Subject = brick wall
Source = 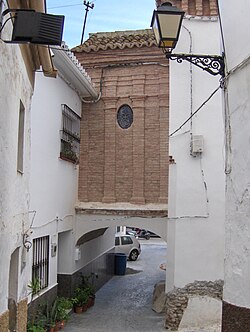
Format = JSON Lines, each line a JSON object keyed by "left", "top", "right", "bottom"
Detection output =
{"left": 155, "top": 0, "right": 218, "bottom": 16}
{"left": 76, "top": 45, "right": 169, "bottom": 205}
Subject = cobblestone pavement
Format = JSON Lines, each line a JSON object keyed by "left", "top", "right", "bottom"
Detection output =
{"left": 63, "top": 239, "right": 167, "bottom": 332}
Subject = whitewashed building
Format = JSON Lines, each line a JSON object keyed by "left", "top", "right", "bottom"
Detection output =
{"left": 218, "top": 1, "right": 250, "bottom": 331}
{"left": 29, "top": 45, "right": 117, "bottom": 304}
{"left": 162, "top": 0, "right": 225, "bottom": 330}
{"left": 0, "top": 0, "right": 59, "bottom": 331}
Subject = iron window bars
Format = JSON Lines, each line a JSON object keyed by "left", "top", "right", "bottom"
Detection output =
{"left": 60, "top": 104, "right": 81, "bottom": 164}
{"left": 32, "top": 236, "right": 49, "bottom": 293}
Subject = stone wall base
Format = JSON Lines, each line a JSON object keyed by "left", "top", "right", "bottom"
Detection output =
{"left": 17, "top": 298, "right": 28, "bottom": 332}
{"left": 0, "top": 310, "right": 9, "bottom": 332}
{"left": 222, "top": 301, "right": 250, "bottom": 332}
{"left": 165, "top": 280, "right": 223, "bottom": 331}
{"left": 0, "top": 298, "right": 28, "bottom": 332}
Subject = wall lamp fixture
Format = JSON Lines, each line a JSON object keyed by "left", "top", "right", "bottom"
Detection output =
{"left": 151, "top": 2, "right": 225, "bottom": 77}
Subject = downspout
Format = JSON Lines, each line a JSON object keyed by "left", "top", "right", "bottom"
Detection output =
{"left": 31, "top": 0, "right": 57, "bottom": 77}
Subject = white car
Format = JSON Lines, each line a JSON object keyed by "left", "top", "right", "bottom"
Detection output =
{"left": 115, "top": 234, "right": 141, "bottom": 261}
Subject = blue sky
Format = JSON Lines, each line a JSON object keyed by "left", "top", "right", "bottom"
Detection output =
{"left": 47, "top": 0, "right": 156, "bottom": 48}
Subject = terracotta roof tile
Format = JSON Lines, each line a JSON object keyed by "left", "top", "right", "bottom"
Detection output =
{"left": 72, "top": 29, "right": 157, "bottom": 53}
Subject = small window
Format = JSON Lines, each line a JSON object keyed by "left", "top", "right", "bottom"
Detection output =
{"left": 60, "top": 104, "right": 80, "bottom": 163}
{"left": 117, "top": 104, "right": 133, "bottom": 129}
{"left": 17, "top": 101, "right": 25, "bottom": 173}
{"left": 32, "top": 236, "right": 49, "bottom": 294}
{"left": 121, "top": 236, "right": 133, "bottom": 245}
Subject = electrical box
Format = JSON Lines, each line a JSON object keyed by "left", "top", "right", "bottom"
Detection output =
{"left": 51, "top": 243, "right": 57, "bottom": 257}
{"left": 191, "top": 135, "right": 204, "bottom": 154}
{"left": 75, "top": 247, "right": 81, "bottom": 261}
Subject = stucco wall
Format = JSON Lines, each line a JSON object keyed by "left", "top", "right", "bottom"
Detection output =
{"left": 219, "top": 0, "right": 250, "bottom": 310}
{"left": 0, "top": 18, "right": 33, "bottom": 317}
{"left": 30, "top": 72, "right": 82, "bottom": 292}
{"left": 167, "top": 16, "right": 225, "bottom": 289}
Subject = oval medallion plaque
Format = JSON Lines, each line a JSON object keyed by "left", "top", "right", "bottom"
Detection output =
{"left": 117, "top": 105, "right": 133, "bottom": 129}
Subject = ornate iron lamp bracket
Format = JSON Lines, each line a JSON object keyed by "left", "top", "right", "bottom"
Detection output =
{"left": 165, "top": 52, "right": 225, "bottom": 77}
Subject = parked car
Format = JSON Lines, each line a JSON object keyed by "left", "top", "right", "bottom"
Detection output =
{"left": 115, "top": 234, "right": 141, "bottom": 261}
{"left": 136, "top": 228, "right": 151, "bottom": 240}
{"left": 126, "top": 229, "right": 138, "bottom": 238}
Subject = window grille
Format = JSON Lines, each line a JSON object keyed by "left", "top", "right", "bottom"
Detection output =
{"left": 32, "top": 236, "right": 49, "bottom": 292}
{"left": 60, "top": 104, "right": 81, "bottom": 163}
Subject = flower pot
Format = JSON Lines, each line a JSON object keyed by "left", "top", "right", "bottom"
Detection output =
{"left": 87, "top": 296, "right": 95, "bottom": 308}
{"left": 82, "top": 303, "right": 88, "bottom": 312}
{"left": 60, "top": 320, "right": 66, "bottom": 329}
{"left": 74, "top": 305, "right": 83, "bottom": 314}
{"left": 54, "top": 321, "right": 61, "bottom": 331}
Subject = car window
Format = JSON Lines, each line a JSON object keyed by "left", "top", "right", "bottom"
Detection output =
{"left": 115, "top": 237, "right": 120, "bottom": 246}
{"left": 121, "top": 236, "right": 133, "bottom": 245}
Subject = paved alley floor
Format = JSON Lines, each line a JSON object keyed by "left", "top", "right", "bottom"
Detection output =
{"left": 63, "top": 239, "right": 167, "bottom": 332}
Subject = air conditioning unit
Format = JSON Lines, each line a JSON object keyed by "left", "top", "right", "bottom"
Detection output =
{"left": 2, "top": 9, "right": 64, "bottom": 45}
{"left": 191, "top": 135, "right": 204, "bottom": 154}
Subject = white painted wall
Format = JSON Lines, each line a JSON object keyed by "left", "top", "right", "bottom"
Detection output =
{"left": 30, "top": 72, "right": 81, "bottom": 293}
{"left": 0, "top": 4, "right": 34, "bottom": 313}
{"left": 167, "top": 16, "right": 225, "bottom": 290}
{"left": 30, "top": 69, "right": 114, "bottom": 293}
{"left": 219, "top": 0, "right": 250, "bottom": 308}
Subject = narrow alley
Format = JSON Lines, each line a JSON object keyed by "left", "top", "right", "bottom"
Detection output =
{"left": 63, "top": 239, "right": 167, "bottom": 332}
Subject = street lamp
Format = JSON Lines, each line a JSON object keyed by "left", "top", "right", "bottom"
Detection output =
{"left": 151, "top": 2, "right": 225, "bottom": 77}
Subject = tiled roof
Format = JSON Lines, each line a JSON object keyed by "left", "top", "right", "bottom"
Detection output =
{"left": 72, "top": 29, "right": 157, "bottom": 53}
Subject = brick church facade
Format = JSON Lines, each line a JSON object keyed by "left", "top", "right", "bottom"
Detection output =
{"left": 73, "top": 29, "right": 169, "bottom": 208}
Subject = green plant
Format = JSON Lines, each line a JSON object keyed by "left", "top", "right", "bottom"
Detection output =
{"left": 27, "top": 318, "right": 45, "bottom": 332}
{"left": 27, "top": 326, "right": 45, "bottom": 332}
{"left": 28, "top": 276, "right": 41, "bottom": 298}
{"left": 84, "top": 285, "right": 95, "bottom": 298}
{"left": 56, "top": 297, "right": 73, "bottom": 321}
{"left": 72, "top": 287, "right": 89, "bottom": 307}
{"left": 80, "top": 273, "right": 96, "bottom": 296}
{"left": 44, "top": 300, "right": 57, "bottom": 328}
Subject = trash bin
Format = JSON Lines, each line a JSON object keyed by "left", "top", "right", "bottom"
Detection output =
{"left": 114, "top": 253, "right": 127, "bottom": 275}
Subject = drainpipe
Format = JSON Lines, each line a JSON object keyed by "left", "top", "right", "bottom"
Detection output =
{"left": 31, "top": 0, "right": 57, "bottom": 77}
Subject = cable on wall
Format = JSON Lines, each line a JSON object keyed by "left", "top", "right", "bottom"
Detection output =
{"left": 169, "top": 84, "right": 221, "bottom": 137}
{"left": 199, "top": 153, "right": 209, "bottom": 216}
{"left": 183, "top": 25, "right": 194, "bottom": 136}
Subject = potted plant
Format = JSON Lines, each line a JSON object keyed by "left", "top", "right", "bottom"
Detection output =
{"left": 27, "top": 304, "right": 47, "bottom": 332}
{"left": 55, "top": 297, "right": 73, "bottom": 328}
{"left": 44, "top": 300, "right": 57, "bottom": 332}
{"left": 84, "top": 285, "right": 96, "bottom": 307}
{"left": 27, "top": 317, "right": 46, "bottom": 332}
{"left": 27, "top": 276, "right": 41, "bottom": 299}
{"left": 72, "top": 287, "right": 89, "bottom": 313}
{"left": 80, "top": 274, "right": 96, "bottom": 307}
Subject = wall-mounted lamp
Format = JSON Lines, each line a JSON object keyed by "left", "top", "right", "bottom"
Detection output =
{"left": 1, "top": 8, "right": 64, "bottom": 45}
{"left": 151, "top": 2, "right": 225, "bottom": 77}
{"left": 23, "top": 233, "right": 32, "bottom": 252}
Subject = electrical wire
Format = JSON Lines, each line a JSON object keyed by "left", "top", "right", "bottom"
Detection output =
{"left": 169, "top": 84, "right": 221, "bottom": 138}
{"left": 48, "top": 3, "right": 83, "bottom": 10}
{"left": 183, "top": 25, "right": 193, "bottom": 135}
{"left": 0, "top": 15, "right": 14, "bottom": 33}
{"left": 48, "top": 0, "right": 96, "bottom": 10}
